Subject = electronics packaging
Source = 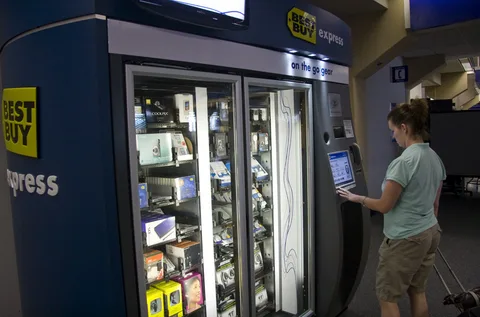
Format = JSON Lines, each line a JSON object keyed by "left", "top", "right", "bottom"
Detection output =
{"left": 175, "top": 94, "right": 194, "bottom": 123}
{"left": 172, "top": 272, "right": 204, "bottom": 313}
{"left": 254, "top": 244, "right": 264, "bottom": 273}
{"left": 146, "top": 287, "right": 164, "bottom": 317}
{"left": 255, "top": 283, "right": 268, "bottom": 309}
{"left": 251, "top": 157, "right": 269, "bottom": 181}
{"left": 139, "top": 183, "right": 149, "bottom": 209}
{"left": 146, "top": 176, "right": 197, "bottom": 201}
{"left": 144, "top": 249, "right": 164, "bottom": 283}
{"left": 151, "top": 281, "right": 184, "bottom": 317}
{"left": 137, "top": 133, "right": 173, "bottom": 165}
{"left": 144, "top": 97, "right": 176, "bottom": 124}
{"left": 171, "top": 132, "right": 193, "bottom": 161}
{"left": 216, "top": 262, "right": 235, "bottom": 290}
{"left": 217, "top": 299, "right": 236, "bottom": 317}
{"left": 166, "top": 240, "right": 201, "bottom": 270}
{"left": 141, "top": 213, "right": 176, "bottom": 246}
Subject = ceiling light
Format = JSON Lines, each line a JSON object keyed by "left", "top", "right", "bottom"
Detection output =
{"left": 308, "top": 53, "right": 316, "bottom": 57}
{"left": 322, "top": 57, "right": 330, "bottom": 61}
{"left": 288, "top": 50, "right": 298, "bottom": 54}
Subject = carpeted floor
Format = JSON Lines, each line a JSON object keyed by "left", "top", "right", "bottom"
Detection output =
{"left": 343, "top": 194, "right": 480, "bottom": 317}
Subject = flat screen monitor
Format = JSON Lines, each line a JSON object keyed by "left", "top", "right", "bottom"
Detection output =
{"left": 137, "top": 0, "right": 248, "bottom": 30}
{"left": 328, "top": 150, "right": 355, "bottom": 188}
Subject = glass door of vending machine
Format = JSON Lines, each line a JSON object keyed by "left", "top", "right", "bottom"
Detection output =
{"left": 244, "top": 78, "right": 315, "bottom": 316}
{"left": 125, "top": 65, "right": 250, "bottom": 317}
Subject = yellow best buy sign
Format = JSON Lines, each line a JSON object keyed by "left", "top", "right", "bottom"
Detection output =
{"left": 2, "top": 87, "right": 38, "bottom": 158}
{"left": 287, "top": 7, "right": 317, "bottom": 45}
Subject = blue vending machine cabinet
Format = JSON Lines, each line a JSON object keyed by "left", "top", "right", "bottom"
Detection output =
{"left": 1, "top": 19, "right": 127, "bottom": 317}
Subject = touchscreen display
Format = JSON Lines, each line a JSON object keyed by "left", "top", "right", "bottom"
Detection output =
{"left": 328, "top": 151, "right": 354, "bottom": 187}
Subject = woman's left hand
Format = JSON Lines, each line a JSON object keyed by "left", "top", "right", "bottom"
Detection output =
{"left": 337, "top": 188, "right": 363, "bottom": 204}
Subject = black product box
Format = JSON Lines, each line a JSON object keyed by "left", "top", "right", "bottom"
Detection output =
{"left": 144, "top": 96, "right": 176, "bottom": 124}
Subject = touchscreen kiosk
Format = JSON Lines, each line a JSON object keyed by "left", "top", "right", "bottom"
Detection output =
{"left": 328, "top": 150, "right": 355, "bottom": 189}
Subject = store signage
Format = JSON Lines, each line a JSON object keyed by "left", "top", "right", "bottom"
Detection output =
{"left": 287, "top": 7, "right": 317, "bottom": 45}
{"left": 391, "top": 65, "right": 408, "bottom": 83}
{"left": 6, "top": 169, "right": 59, "bottom": 197}
{"left": 2, "top": 87, "right": 38, "bottom": 158}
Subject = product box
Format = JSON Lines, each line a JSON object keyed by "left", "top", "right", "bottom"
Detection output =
{"left": 255, "top": 283, "right": 268, "bottom": 308}
{"left": 137, "top": 133, "right": 173, "bottom": 166}
{"left": 174, "top": 94, "right": 194, "bottom": 123}
{"left": 218, "top": 299, "right": 236, "bottom": 317}
{"left": 251, "top": 157, "right": 269, "bottom": 181}
{"left": 171, "top": 132, "right": 193, "bottom": 161}
{"left": 251, "top": 133, "right": 259, "bottom": 153}
{"left": 166, "top": 240, "right": 201, "bottom": 270}
{"left": 216, "top": 262, "right": 235, "bottom": 290}
{"left": 258, "top": 133, "right": 269, "bottom": 152}
{"left": 172, "top": 272, "right": 204, "bottom": 314}
{"left": 144, "top": 249, "right": 164, "bottom": 284}
{"left": 254, "top": 244, "right": 264, "bottom": 273}
{"left": 151, "top": 280, "right": 184, "bottom": 317}
{"left": 139, "top": 183, "right": 149, "bottom": 209}
{"left": 146, "top": 176, "right": 197, "bottom": 201}
{"left": 144, "top": 97, "right": 176, "bottom": 124}
{"left": 141, "top": 213, "right": 176, "bottom": 246}
{"left": 214, "top": 133, "right": 228, "bottom": 157}
{"left": 252, "top": 186, "right": 267, "bottom": 211}
{"left": 210, "top": 161, "right": 231, "bottom": 188}
{"left": 146, "top": 287, "right": 164, "bottom": 317}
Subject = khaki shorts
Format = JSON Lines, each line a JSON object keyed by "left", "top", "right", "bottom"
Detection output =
{"left": 376, "top": 223, "right": 442, "bottom": 302}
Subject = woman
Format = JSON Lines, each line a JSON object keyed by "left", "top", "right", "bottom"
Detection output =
{"left": 185, "top": 276, "right": 203, "bottom": 313}
{"left": 338, "top": 99, "right": 445, "bottom": 317}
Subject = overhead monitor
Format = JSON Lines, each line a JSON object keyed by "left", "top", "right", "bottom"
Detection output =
{"left": 328, "top": 150, "right": 355, "bottom": 189}
{"left": 137, "top": 0, "right": 248, "bottom": 30}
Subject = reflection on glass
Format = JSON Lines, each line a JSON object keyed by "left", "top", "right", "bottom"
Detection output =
{"left": 248, "top": 85, "right": 309, "bottom": 316}
{"left": 131, "top": 74, "right": 238, "bottom": 317}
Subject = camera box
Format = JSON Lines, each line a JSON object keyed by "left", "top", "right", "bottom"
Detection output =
{"left": 141, "top": 213, "right": 176, "bottom": 246}
{"left": 210, "top": 161, "right": 231, "bottom": 188}
{"left": 139, "top": 183, "right": 149, "bottom": 209}
{"left": 172, "top": 272, "right": 203, "bottom": 314}
{"left": 174, "top": 94, "right": 194, "bottom": 123}
{"left": 144, "top": 249, "right": 164, "bottom": 284}
{"left": 151, "top": 280, "right": 184, "bottom": 317}
{"left": 171, "top": 132, "right": 193, "bottom": 161}
{"left": 146, "top": 176, "right": 197, "bottom": 201}
{"left": 166, "top": 240, "right": 201, "bottom": 270}
{"left": 146, "top": 287, "right": 164, "bottom": 317}
{"left": 137, "top": 133, "right": 173, "bottom": 166}
{"left": 251, "top": 157, "right": 269, "bottom": 181}
{"left": 144, "top": 97, "right": 176, "bottom": 124}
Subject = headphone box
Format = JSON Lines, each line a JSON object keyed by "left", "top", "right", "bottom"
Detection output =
{"left": 166, "top": 240, "right": 201, "bottom": 270}
{"left": 151, "top": 280, "right": 184, "bottom": 317}
{"left": 146, "top": 287, "right": 164, "bottom": 317}
{"left": 172, "top": 272, "right": 204, "bottom": 314}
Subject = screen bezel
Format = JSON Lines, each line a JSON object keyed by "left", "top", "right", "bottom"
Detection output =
{"left": 136, "top": 0, "right": 249, "bottom": 30}
{"left": 328, "top": 150, "right": 356, "bottom": 189}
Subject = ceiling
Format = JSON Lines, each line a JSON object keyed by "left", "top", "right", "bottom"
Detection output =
{"left": 403, "top": 20, "right": 480, "bottom": 59}
{"left": 306, "top": 0, "right": 387, "bottom": 18}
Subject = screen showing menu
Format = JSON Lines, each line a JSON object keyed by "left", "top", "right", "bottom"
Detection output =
{"left": 328, "top": 150, "right": 355, "bottom": 188}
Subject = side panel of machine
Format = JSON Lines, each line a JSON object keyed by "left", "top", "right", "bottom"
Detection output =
{"left": 0, "top": 19, "right": 127, "bottom": 317}
{"left": 313, "top": 81, "right": 370, "bottom": 317}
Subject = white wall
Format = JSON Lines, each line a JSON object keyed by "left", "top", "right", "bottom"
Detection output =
{"left": 409, "top": 83, "right": 424, "bottom": 100}
{"left": 0, "top": 78, "right": 22, "bottom": 317}
{"left": 365, "top": 57, "right": 406, "bottom": 198}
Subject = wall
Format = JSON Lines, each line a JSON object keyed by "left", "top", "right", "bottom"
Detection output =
{"left": 364, "top": 57, "right": 406, "bottom": 198}
{"left": 409, "top": 83, "right": 424, "bottom": 100}
{"left": 0, "top": 75, "right": 22, "bottom": 317}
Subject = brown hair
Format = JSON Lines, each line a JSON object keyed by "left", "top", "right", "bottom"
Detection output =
{"left": 387, "top": 98, "right": 429, "bottom": 139}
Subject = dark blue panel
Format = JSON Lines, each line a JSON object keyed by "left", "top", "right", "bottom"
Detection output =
{"left": 0, "top": 0, "right": 95, "bottom": 49}
{"left": 97, "top": 0, "right": 352, "bottom": 65}
{"left": 410, "top": 0, "right": 480, "bottom": 30}
{"left": 1, "top": 20, "right": 126, "bottom": 317}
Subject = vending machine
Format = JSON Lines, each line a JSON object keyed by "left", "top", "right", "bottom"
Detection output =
{"left": 0, "top": 0, "right": 370, "bottom": 317}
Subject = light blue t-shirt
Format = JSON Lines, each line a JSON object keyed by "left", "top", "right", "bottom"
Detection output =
{"left": 381, "top": 143, "right": 446, "bottom": 239}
